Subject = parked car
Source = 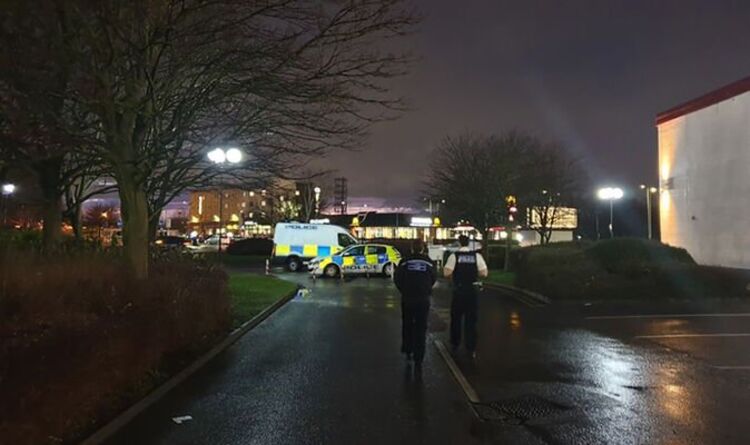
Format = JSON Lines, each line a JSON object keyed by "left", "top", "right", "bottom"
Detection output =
{"left": 185, "top": 235, "right": 231, "bottom": 254}
{"left": 308, "top": 243, "right": 401, "bottom": 278}
{"left": 155, "top": 235, "right": 189, "bottom": 249}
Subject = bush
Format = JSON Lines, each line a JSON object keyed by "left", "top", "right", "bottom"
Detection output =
{"left": 512, "top": 239, "right": 750, "bottom": 300}
{"left": 586, "top": 238, "right": 694, "bottom": 276}
{"left": 226, "top": 237, "right": 273, "bottom": 256}
{"left": 0, "top": 251, "right": 230, "bottom": 444}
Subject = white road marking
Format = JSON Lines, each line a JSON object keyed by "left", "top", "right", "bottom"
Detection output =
{"left": 635, "top": 333, "right": 750, "bottom": 339}
{"left": 587, "top": 313, "right": 750, "bottom": 320}
{"left": 433, "top": 338, "right": 480, "bottom": 404}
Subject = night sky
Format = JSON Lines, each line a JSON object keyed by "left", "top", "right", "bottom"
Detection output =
{"left": 322, "top": 0, "right": 750, "bottom": 201}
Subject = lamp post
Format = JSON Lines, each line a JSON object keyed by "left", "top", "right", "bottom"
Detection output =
{"left": 2, "top": 183, "right": 16, "bottom": 226}
{"left": 313, "top": 186, "right": 321, "bottom": 218}
{"left": 640, "top": 184, "right": 658, "bottom": 240}
{"left": 208, "top": 147, "right": 243, "bottom": 254}
{"left": 597, "top": 187, "right": 624, "bottom": 239}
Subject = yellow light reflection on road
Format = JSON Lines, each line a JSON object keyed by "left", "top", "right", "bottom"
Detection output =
{"left": 510, "top": 311, "right": 521, "bottom": 330}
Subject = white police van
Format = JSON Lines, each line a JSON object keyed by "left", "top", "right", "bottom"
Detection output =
{"left": 272, "top": 222, "right": 358, "bottom": 271}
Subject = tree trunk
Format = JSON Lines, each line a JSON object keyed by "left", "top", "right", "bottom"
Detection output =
{"left": 34, "top": 157, "right": 64, "bottom": 250}
{"left": 148, "top": 213, "right": 160, "bottom": 242}
{"left": 119, "top": 178, "right": 150, "bottom": 279}
{"left": 71, "top": 204, "right": 82, "bottom": 240}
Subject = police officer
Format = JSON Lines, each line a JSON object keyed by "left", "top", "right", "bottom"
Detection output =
{"left": 394, "top": 239, "right": 436, "bottom": 367}
{"left": 444, "top": 235, "right": 488, "bottom": 357}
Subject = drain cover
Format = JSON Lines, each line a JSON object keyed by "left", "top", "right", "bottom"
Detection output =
{"left": 474, "top": 395, "right": 570, "bottom": 423}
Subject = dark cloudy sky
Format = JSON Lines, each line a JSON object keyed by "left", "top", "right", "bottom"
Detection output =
{"left": 321, "top": 0, "right": 750, "bottom": 201}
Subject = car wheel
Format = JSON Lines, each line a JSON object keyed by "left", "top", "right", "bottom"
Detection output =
{"left": 382, "top": 262, "right": 394, "bottom": 277}
{"left": 287, "top": 256, "right": 302, "bottom": 272}
{"left": 324, "top": 264, "right": 340, "bottom": 278}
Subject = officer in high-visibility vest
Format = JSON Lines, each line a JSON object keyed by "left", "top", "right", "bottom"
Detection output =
{"left": 443, "top": 235, "right": 488, "bottom": 358}
{"left": 394, "top": 239, "right": 436, "bottom": 367}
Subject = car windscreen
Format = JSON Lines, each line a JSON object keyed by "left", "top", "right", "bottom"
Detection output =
{"left": 338, "top": 233, "right": 357, "bottom": 247}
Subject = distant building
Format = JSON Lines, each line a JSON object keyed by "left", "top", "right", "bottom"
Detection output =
{"left": 657, "top": 75, "right": 750, "bottom": 268}
{"left": 187, "top": 179, "right": 298, "bottom": 237}
{"left": 327, "top": 212, "right": 449, "bottom": 241}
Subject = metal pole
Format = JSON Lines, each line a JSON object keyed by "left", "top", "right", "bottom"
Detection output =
{"left": 218, "top": 189, "right": 223, "bottom": 255}
{"left": 609, "top": 199, "right": 614, "bottom": 238}
{"left": 646, "top": 189, "right": 653, "bottom": 240}
{"left": 595, "top": 211, "right": 600, "bottom": 240}
{"left": 504, "top": 226, "right": 512, "bottom": 272}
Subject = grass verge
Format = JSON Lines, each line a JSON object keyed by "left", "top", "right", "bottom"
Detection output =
{"left": 228, "top": 273, "right": 298, "bottom": 328}
{"left": 485, "top": 270, "right": 516, "bottom": 286}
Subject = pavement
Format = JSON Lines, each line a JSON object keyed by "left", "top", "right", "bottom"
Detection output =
{"left": 106, "top": 272, "right": 750, "bottom": 444}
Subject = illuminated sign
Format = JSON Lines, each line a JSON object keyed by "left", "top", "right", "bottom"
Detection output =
{"left": 529, "top": 207, "right": 578, "bottom": 229}
{"left": 410, "top": 217, "right": 433, "bottom": 227}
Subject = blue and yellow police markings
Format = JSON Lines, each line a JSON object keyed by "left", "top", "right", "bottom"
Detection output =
{"left": 312, "top": 245, "right": 401, "bottom": 276}
{"left": 275, "top": 244, "right": 340, "bottom": 258}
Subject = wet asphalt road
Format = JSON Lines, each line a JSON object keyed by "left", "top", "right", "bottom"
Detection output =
{"left": 107, "top": 274, "right": 519, "bottom": 445}
{"left": 444, "top": 289, "right": 750, "bottom": 444}
{"left": 107, "top": 272, "right": 750, "bottom": 444}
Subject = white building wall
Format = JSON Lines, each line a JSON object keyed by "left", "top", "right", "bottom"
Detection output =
{"left": 658, "top": 90, "right": 750, "bottom": 268}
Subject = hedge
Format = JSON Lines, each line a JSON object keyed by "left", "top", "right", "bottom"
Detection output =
{"left": 511, "top": 238, "right": 750, "bottom": 300}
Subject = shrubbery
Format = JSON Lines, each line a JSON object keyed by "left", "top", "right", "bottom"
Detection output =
{"left": 511, "top": 238, "right": 750, "bottom": 300}
{"left": 0, "top": 250, "right": 231, "bottom": 444}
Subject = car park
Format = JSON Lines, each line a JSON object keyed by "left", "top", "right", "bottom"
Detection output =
{"left": 308, "top": 243, "right": 401, "bottom": 278}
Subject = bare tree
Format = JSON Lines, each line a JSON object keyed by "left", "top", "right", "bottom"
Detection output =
{"left": 424, "top": 132, "right": 533, "bottom": 259}
{"left": 0, "top": 1, "right": 75, "bottom": 248}
{"left": 524, "top": 144, "right": 585, "bottom": 244}
{"left": 1, "top": 0, "right": 418, "bottom": 278}
{"left": 62, "top": 154, "right": 117, "bottom": 240}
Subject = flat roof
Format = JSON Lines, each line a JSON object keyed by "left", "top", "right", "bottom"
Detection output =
{"left": 656, "top": 75, "right": 750, "bottom": 125}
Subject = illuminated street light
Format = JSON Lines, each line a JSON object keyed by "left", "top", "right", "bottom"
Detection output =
{"left": 225, "top": 147, "right": 242, "bottom": 164}
{"left": 2, "top": 183, "right": 16, "bottom": 226}
{"left": 597, "top": 187, "right": 623, "bottom": 238}
{"left": 640, "top": 184, "right": 659, "bottom": 239}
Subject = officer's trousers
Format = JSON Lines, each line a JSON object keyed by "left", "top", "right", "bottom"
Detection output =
{"left": 401, "top": 298, "right": 431, "bottom": 362}
{"left": 450, "top": 285, "right": 478, "bottom": 352}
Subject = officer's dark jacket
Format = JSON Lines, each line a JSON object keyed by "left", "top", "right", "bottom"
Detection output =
{"left": 394, "top": 253, "right": 436, "bottom": 300}
{"left": 451, "top": 251, "right": 479, "bottom": 287}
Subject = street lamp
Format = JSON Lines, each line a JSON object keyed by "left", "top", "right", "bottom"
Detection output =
{"left": 2, "top": 183, "right": 16, "bottom": 226}
{"left": 640, "top": 184, "right": 658, "bottom": 240}
{"left": 208, "top": 147, "right": 243, "bottom": 254}
{"left": 313, "top": 186, "right": 321, "bottom": 217}
{"left": 597, "top": 187, "right": 624, "bottom": 239}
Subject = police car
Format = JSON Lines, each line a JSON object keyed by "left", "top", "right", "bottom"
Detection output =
{"left": 308, "top": 243, "right": 401, "bottom": 278}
